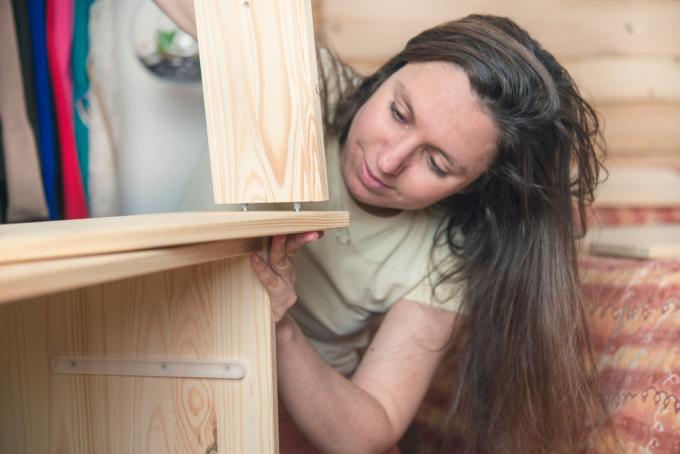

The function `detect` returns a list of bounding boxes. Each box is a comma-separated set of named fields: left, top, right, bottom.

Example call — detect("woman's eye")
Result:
left=427, top=154, right=447, bottom=177
left=390, top=101, right=406, bottom=123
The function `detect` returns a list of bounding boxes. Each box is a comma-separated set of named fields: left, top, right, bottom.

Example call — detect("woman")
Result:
left=159, top=3, right=608, bottom=452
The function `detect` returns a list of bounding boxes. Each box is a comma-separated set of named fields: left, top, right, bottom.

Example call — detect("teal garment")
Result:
left=72, top=0, right=94, bottom=201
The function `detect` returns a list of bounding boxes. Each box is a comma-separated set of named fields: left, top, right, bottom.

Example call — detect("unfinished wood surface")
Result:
left=566, top=58, right=680, bottom=104
left=594, top=167, right=680, bottom=208
left=0, top=237, right=262, bottom=305
left=586, top=224, right=680, bottom=259
left=0, top=210, right=348, bottom=264
left=0, top=255, right=277, bottom=453
left=195, top=0, right=328, bottom=204
left=318, top=0, right=680, bottom=63
left=598, top=103, right=680, bottom=158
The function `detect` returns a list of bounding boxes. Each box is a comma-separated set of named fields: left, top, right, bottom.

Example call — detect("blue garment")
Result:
left=72, top=0, right=94, bottom=202
left=28, top=0, right=60, bottom=219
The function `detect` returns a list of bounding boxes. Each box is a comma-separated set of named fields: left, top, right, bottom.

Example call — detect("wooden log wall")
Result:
left=312, top=0, right=680, bottom=163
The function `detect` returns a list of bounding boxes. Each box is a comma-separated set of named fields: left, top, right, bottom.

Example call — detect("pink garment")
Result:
left=46, top=0, right=88, bottom=218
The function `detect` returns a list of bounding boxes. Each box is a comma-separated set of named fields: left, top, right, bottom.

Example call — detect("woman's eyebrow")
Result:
left=395, top=81, right=467, bottom=175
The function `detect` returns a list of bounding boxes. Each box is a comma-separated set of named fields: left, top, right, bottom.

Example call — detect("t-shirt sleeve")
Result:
left=402, top=272, right=464, bottom=313
left=401, top=235, right=466, bottom=314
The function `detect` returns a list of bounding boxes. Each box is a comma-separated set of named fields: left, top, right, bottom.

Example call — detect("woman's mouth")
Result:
left=360, top=159, right=389, bottom=190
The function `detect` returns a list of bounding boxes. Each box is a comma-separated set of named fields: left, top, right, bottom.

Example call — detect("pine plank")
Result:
left=1, top=255, right=278, bottom=453
left=319, top=0, right=680, bottom=62
left=0, top=211, right=348, bottom=264
left=586, top=224, right=680, bottom=259
left=0, top=238, right=262, bottom=305
left=599, top=103, right=680, bottom=157
left=195, top=0, right=328, bottom=204
left=594, top=166, right=680, bottom=208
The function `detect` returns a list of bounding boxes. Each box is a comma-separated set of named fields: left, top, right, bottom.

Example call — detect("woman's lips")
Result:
left=360, top=159, right=389, bottom=190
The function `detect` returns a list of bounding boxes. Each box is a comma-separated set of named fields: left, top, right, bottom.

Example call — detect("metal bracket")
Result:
left=293, top=202, right=301, bottom=212
left=51, top=356, right=247, bottom=380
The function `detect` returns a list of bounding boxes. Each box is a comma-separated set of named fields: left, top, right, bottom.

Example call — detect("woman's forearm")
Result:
left=276, top=314, right=397, bottom=454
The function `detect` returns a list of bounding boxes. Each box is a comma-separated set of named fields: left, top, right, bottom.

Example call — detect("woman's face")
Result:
left=341, top=61, right=498, bottom=214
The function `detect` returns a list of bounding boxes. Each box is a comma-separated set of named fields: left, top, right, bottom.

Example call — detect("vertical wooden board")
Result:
left=0, top=299, right=49, bottom=454
left=0, top=256, right=278, bottom=453
left=44, top=268, right=220, bottom=453
left=195, top=0, right=328, bottom=204
left=212, top=255, right=278, bottom=454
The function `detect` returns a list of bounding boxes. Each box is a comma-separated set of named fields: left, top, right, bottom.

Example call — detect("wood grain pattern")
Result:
left=318, top=0, right=680, bottom=62
left=586, top=224, right=680, bottom=259
left=0, top=255, right=277, bottom=453
left=0, top=210, right=348, bottom=264
left=0, top=237, right=262, bottom=305
left=598, top=103, right=680, bottom=158
left=195, top=0, right=328, bottom=204
left=593, top=166, right=680, bottom=208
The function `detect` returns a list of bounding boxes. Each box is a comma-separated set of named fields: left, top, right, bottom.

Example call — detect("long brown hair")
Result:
left=319, top=14, right=610, bottom=453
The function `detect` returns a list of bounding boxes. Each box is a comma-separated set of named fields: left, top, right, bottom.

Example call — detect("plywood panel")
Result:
left=0, top=255, right=277, bottom=453
left=0, top=210, right=348, bottom=264
left=319, top=0, right=680, bottom=63
left=195, top=0, right=328, bottom=204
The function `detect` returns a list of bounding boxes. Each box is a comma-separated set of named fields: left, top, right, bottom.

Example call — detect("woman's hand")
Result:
left=250, top=232, right=324, bottom=322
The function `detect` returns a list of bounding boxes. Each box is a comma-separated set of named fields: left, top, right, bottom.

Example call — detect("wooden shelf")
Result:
left=0, top=210, right=349, bottom=264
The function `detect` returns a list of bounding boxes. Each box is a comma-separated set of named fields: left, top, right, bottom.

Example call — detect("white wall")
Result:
left=114, top=0, right=208, bottom=215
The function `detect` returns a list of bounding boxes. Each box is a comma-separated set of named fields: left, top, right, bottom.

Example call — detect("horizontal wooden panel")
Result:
left=586, top=224, right=680, bottom=259
left=567, top=58, right=680, bottom=104
left=598, top=103, right=680, bottom=156
left=0, top=211, right=349, bottom=264
left=0, top=238, right=262, bottom=304
left=320, top=0, right=680, bottom=61
left=347, top=57, right=680, bottom=104
left=594, top=166, right=680, bottom=207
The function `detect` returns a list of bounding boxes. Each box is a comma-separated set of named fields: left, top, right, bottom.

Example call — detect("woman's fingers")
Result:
left=250, top=231, right=325, bottom=322
left=268, top=235, right=289, bottom=269
left=286, top=231, right=324, bottom=255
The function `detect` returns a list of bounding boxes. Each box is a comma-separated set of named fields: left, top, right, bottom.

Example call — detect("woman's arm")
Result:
left=154, top=0, right=196, bottom=37
left=276, top=299, right=457, bottom=454
left=251, top=235, right=457, bottom=453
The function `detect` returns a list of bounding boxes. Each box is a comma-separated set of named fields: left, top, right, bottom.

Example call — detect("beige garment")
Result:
left=177, top=47, right=463, bottom=374
left=290, top=137, right=462, bottom=375
left=0, top=0, right=49, bottom=222
left=177, top=134, right=463, bottom=375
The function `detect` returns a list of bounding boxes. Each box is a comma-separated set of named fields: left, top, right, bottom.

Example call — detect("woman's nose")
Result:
left=376, top=138, right=417, bottom=175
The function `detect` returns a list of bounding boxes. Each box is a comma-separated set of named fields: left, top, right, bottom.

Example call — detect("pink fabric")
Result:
left=46, top=0, right=88, bottom=218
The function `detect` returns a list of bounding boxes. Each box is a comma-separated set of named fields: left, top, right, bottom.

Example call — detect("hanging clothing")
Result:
left=87, top=0, right=120, bottom=217
left=47, top=0, right=89, bottom=219
left=72, top=0, right=95, bottom=201
left=0, top=120, right=7, bottom=223
left=0, top=0, right=49, bottom=222
left=10, top=0, right=40, bottom=138
left=28, top=0, right=61, bottom=220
